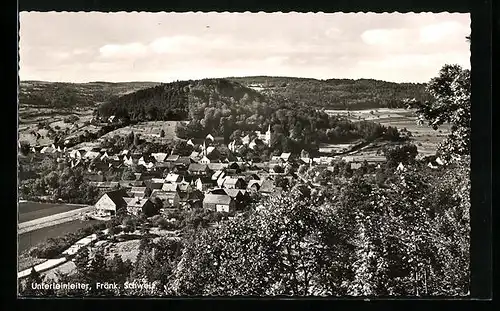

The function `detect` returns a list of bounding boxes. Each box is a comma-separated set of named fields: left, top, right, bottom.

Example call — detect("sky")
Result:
left=19, top=12, right=470, bottom=83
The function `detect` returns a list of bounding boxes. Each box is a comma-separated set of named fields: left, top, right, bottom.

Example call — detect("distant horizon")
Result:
left=19, top=74, right=431, bottom=85
left=19, top=12, right=470, bottom=84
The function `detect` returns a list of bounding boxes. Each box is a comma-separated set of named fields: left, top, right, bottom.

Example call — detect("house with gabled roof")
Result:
left=222, top=177, right=246, bottom=190
left=206, top=134, right=215, bottom=142
left=247, top=179, right=263, bottom=192
left=150, top=189, right=181, bottom=209
left=259, top=180, right=278, bottom=195
left=165, top=173, right=183, bottom=183
left=166, top=154, right=180, bottom=162
left=130, top=186, right=150, bottom=198
left=188, top=163, right=210, bottom=176
left=95, top=189, right=129, bottom=217
left=124, top=197, right=156, bottom=217
left=207, top=163, right=227, bottom=171
left=40, top=146, right=55, bottom=154
left=174, top=156, right=193, bottom=167
left=211, top=170, right=225, bottom=181
left=203, top=194, right=235, bottom=213
left=152, top=152, right=169, bottom=163
left=195, top=177, right=217, bottom=192
left=162, top=183, right=180, bottom=192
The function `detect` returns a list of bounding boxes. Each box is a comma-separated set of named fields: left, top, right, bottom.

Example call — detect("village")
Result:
left=23, top=115, right=421, bottom=221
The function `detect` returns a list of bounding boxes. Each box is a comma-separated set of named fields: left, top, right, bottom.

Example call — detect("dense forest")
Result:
left=228, top=76, right=433, bottom=110
left=19, top=81, right=159, bottom=109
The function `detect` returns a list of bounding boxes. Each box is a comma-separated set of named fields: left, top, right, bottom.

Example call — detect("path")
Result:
left=18, top=206, right=95, bottom=234
left=17, top=229, right=109, bottom=279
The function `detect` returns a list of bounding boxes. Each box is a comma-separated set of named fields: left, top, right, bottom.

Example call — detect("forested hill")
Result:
left=19, top=81, right=160, bottom=109
left=96, top=78, right=266, bottom=121
left=227, top=76, right=433, bottom=110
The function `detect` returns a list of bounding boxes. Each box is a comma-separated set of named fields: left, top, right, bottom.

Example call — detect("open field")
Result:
left=100, top=121, right=179, bottom=142
left=19, top=202, right=89, bottom=223
left=19, top=206, right=95, bottom=234
left=325, top=108, right=450, bottom=157
left=18, top=108, right=96, bottom=147
left=18, top=219, right=103, bottom=254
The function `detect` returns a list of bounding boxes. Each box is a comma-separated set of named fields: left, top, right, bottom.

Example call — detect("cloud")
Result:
left=419, top=21, right=468, bottom=43
left=99, top=42, right=148, bottom=58
left=361, top=28, right=412, bottom=46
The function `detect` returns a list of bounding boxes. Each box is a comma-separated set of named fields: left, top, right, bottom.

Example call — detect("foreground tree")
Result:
left=410, top=64, right=470, bottom=159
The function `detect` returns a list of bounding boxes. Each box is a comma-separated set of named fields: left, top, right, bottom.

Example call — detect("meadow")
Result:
left=325, top=108, right=449, bottom=157
left=18, top=202, right=88, bottom=223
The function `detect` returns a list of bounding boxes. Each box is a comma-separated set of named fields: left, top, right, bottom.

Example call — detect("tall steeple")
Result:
left=266, top=124, right=271, bottom=147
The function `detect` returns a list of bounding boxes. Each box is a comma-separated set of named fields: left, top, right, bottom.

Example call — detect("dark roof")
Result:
left=104, top=189, right=128, bottom=207
left=175, top=157, right=192, bottom=165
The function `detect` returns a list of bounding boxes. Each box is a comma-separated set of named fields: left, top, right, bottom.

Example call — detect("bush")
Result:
left=29, top=221, right=105, bottom=259
left=109, top=226, right=123, bottom=235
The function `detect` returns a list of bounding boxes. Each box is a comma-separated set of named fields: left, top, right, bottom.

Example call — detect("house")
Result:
left=189, top=151, right=201, bottom=160
left=88, top=181, right=120, bottom=191
left=152, top=153, right=169, bottom=163
left=162, top=183, right=180, bottom=192
left=124, top=197, right=156, bottom=217
left=69, top=150, right=83, bottom=159
left=396, top=162, right=406, bottom=172
left=211, top=170, right=225, bottom=181
left=94, top=189, right=128, bottom=217
left=199, top=155, right=212, bottom=164
left=174, top=156, right=193, bottom=167
left=130, top=186, right=150, bottom=198
left=150, top=189, right=181, bottom=209
left=178, top=181, right=192, bottom=191
left=203, top=194, right=235, bottom=213
left=144, top=179, right=164, bottom=190
left=188, top=163, right=210, bottom=176
left=223, top=189, right=248, bottom=209
left=435, top=157, right=445, bottom=166
left=40, top=146, right=55, bottom=154
left=70, top=159, right=82, bottom=168
left=87, top=174, right=105, bottom=182
left=247, top=180, right=263, bottom=192
left=84, top=151, right=101, bottom=160
left=166, top=154, right=180, bottom=162
left=259, top=180, right=278, bottom=195
left=195, top=177, right=216, bottom=192
left=206, top=134, right=215, bottom=142
left=222, top=177, right=246, bottom=190
left=179, top=189, right=204, bottom=207
left=100, top=152, right=110, bottom=162
left=165, top=173, right=183, bottom=183
left=241, top=135, right=251, bottom=145
left=280, top=152, right=293, bottom=162
left=350, top=162, right=363, bottom=170
left=207, top=163, right=227, bottom=171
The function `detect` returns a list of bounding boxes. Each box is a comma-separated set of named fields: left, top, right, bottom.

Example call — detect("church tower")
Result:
left=266, top=124, right=271, bottom=147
